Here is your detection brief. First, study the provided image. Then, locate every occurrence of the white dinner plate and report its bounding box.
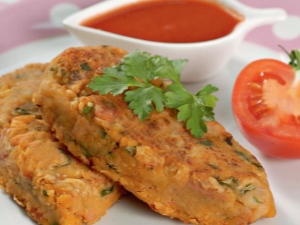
[0,35,299,225]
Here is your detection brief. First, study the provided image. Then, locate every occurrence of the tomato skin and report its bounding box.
[234,115,300,158]
[232,59,300,159]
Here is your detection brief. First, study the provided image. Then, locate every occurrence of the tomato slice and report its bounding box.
[232,59,300,159]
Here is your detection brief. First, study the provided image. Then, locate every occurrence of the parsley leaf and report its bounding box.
[88,50,218,138]
[125,86,166,120]
[88,67,139,95]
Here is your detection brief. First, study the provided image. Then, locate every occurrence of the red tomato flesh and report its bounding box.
[232,59,300,159]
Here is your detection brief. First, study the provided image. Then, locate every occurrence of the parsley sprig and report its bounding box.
[88,50,218,138]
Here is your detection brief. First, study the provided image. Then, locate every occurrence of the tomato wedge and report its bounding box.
[232,49,300,159]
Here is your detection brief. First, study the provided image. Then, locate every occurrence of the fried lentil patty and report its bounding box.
[0,63,124,225]
[34,46,276,225]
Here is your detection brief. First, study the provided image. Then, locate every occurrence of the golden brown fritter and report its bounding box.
[0,64,46,128]
[34,46,276,225]
[0,64,124,225]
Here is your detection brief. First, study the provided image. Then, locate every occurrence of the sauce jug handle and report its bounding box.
[246,7,287,27]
